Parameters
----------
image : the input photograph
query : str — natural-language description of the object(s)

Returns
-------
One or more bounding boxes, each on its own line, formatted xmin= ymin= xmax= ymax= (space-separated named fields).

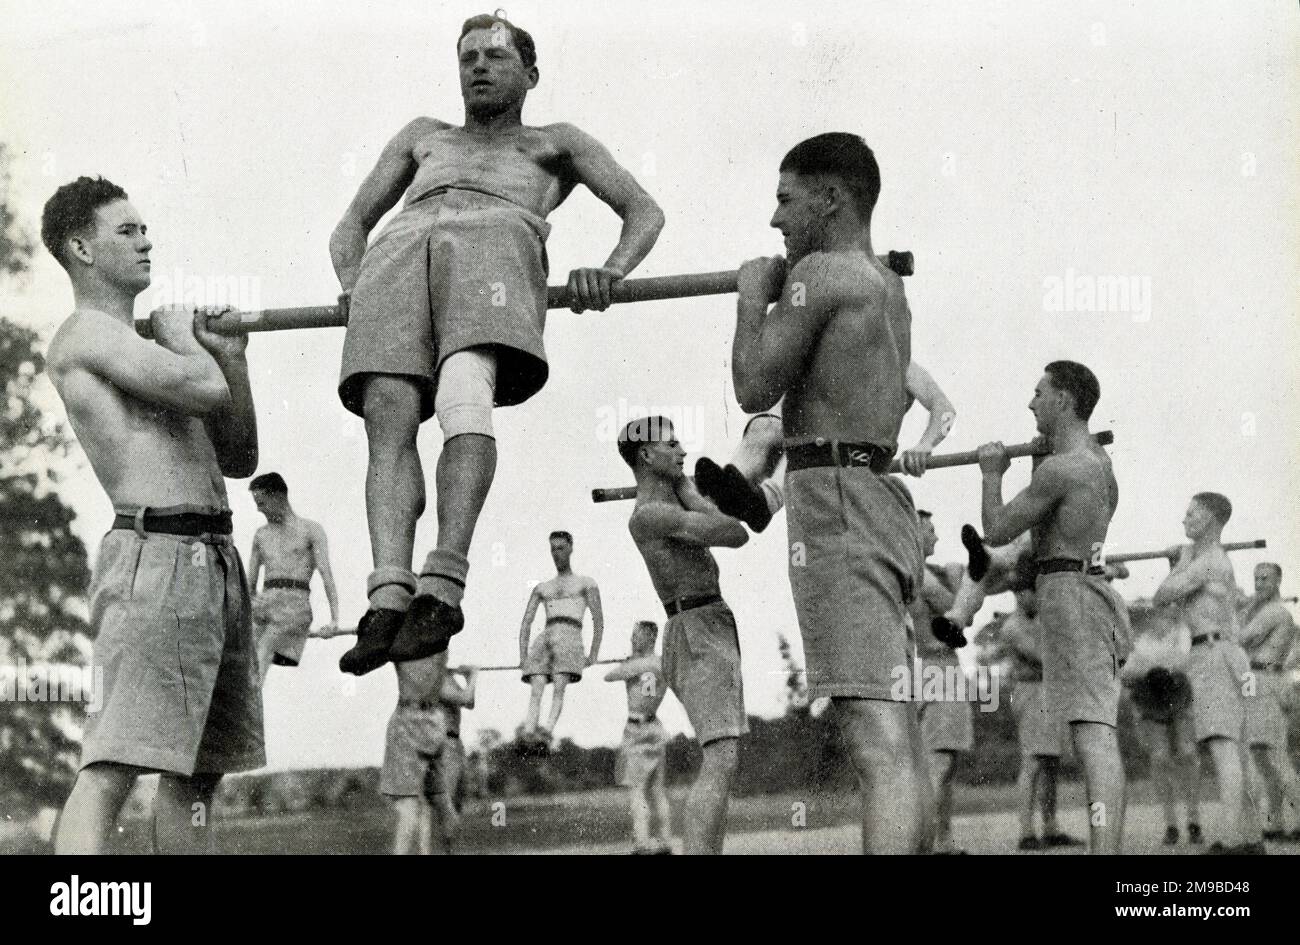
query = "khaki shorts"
xmin=426 ymin=736 xmax=467 ymax=811
xmin=81 ymin=530 xmax=265 ymax=776
xmin=1011 ymin=680 xmax=1065 ymax=758
xmin=1037 ymin=571 xmax=1133 ymax=727
xmin=785 ymin=468 xmax=924 ymax=701
xmin=1244 ymin=669 xmax=1287 ymax=751
xmin=663 ymin=600 xmax=747 ymax=746
xmin=521 ymin=620 xmax=586 ymax=682
xmin=616 ymin=718 xmax=668 ymax=788
xmin=252 ymin=587 xmax=313 ymax=667
xmin=379 ymin=703 xmax=448 ymax=797
xmin=918 ymin=699 xmax=974 ymax=753
xmin=1186 ymin=639 xmax=1249 ymax=743
xmin=339 ymin=188 xmax=552 ymax=420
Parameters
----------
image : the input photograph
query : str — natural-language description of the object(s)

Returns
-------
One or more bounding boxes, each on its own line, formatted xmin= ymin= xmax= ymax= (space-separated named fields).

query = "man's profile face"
xmin=770 ymin=171 xmax=826 ymax=265
xmin=81 ymin=199 xmax=152 ymax=294
xmin=1028 ymin=374 xmax=1066 ymax=435
xmin=252 ymin=489 xmax=286 ymax=521
xmin=549 ymin=537 xmax=572 ymax=570
xmin=1254 ymin=565 xmax=1280 ymax=598
xmin=640 ymin=428 xmax=685 ymax=481
xmin=1182 ymin=500 xmax=1214 ymax=541
xmin=918 ymin=516 xmax=937 ymax=558
xmin=458 ymin=26 xmax=536 ymax=113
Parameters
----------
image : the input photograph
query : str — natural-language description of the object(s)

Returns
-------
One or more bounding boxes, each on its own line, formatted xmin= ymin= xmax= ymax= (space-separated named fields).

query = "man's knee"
xmin=700 ymin=737 xmax=740 ymax=776
xmin=436 ymin=349 xmax=496 ymax=442
xmin=364 ymin=375 xmax=424 ymax=444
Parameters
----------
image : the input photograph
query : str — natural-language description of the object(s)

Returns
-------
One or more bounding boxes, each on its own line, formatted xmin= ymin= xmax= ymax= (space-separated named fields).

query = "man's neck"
xmin=267 ymin=508 xmax=296 ymax=527
xmin=1190 ymin=532 xmax=1222 ymax=556
xmin=554 ymin=565 xmax=572 ymax=577
xmin=634 ymin=471 xmax=679 ymax=506
xmin=822 ymin=215 xmax=872 ymax=258
xmin=463 ymin=104 xmax=525 ymax=134
xmin=1048 ymin=419 xmax=1092 ymax=453
xmin=73 ymin=283 xmax=135 ymax=324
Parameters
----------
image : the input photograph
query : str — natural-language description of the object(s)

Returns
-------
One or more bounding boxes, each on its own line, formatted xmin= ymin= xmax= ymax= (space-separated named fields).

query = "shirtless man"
xmin=1121 ymin=601 xmax=1202 ymax=845
xmin=605 ymin=620 xmax=673 ymax=855
xmin=908 ymin=510 xmax=973 ymax=854
xmin=731 ymin=133 xmax=930 ymax=853
xmin=1237 ymin=562 xmax=1299 ymax=841
xmin=1151 ymin=494 xmax=1263 ymax=854
xmin=247 ymin=472 xmax=340 ymax=683
xmin=331 ymin=13 xmax=663 ymax=678
xmin=381 ymin=653 xmax=477 ymax=855
xmin=695 ymin=359 xmax=956 ymax=532
xmin=518 ymin=531 xmax=604 ymax=746
xmin=976 ymin=361 xmax=1130 ymax=854
xmin=996 ymin=586 xmax=1082 ymax=850
xmin=428 ymin=664 xmax=478 ymax=852
xmin=41 ymin=176 xmax=263 ymax=853
xmin=620 ymin=416 xmax=750 ymax=854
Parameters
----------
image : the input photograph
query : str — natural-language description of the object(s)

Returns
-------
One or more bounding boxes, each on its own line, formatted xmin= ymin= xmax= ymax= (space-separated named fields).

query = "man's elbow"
xmin=733 ymin=375 xmax=776 ymax=415
xmin=220 ymin=444 xmax=259 ymax=480
xmin=723 ymin=524 xmax=750 ymax=548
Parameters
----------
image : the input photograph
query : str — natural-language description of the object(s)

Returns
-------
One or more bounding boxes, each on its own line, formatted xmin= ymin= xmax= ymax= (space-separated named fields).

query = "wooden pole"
xmin=1105 ymin=539 xmax=1267 ymax=564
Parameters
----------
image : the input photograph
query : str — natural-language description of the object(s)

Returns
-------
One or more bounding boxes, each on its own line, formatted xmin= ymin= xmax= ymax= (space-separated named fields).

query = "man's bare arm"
xmin=330 ymin=118 xmax=437 ymax=291
xmin=980 ymin=454 xmax=1068 ymax=547
xmin=604 ymin=656 xmax=658 ymax=682
xmin=1151 ymin=556 xmax=1212 ymax=607
xmin=518 ymin=587 xmax=543 ymax=662
xmin=247 ymin=533 xmax=264 ymax=596
xmin=440 ymin=669 xmax=477 ymax=709
xmin=732 ymin=254 xmax=844 ymax=414
xmin=585 ymin=580 xmax=604 ymax=664
xmin=309 ymin=522 xmax=341 ymax=627
xmin=200 ymin=341 xmax=258 ymax=479
xmin=58 ymin=311 xmax=231 ymax=417
xmin=556 ymin=124 xmax=664 ymax=309
xmin=900 ymin=361 xmax=957 ymax=475
xmin=632 ymin=504 xmax=749 ymax=549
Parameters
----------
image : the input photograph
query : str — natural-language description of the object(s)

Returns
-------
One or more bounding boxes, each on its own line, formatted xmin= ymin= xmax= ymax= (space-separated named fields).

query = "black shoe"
xmin=388 ymin=595 xmax=464 ymax=662
xmin=1205 ymin=841 xmax=1267 ymax=855
xmin=338 ymin=609 xmax=405 ymax=676
xmin=931 ymin=616 xmax=967 ymax=649
xmin=1263 ymin=829 xmax=1287 ymax=841
xmin=961 ymin=525 xmax=991 ymax=582
xmin=694 ymin=458 xmax=773 ymax=532
xmin=1017 ymin=835 xmax=1043 ymax=851
xmin=1043 ymin=832 xmax=1085 ymax=848
xmin=1163 ymin=825 xmax=1179 ymax=845
xmin=1187 ymin=822 xmax=1203 ymax=844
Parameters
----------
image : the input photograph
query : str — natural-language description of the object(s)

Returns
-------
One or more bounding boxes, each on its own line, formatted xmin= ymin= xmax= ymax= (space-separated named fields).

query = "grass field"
xmin=7 ymin=777 xmax=1298 ymax=854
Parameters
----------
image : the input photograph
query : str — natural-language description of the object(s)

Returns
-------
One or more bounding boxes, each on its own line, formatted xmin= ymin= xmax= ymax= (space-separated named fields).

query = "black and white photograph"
xmin=0 ymin=0 xmax=1295 ymax=889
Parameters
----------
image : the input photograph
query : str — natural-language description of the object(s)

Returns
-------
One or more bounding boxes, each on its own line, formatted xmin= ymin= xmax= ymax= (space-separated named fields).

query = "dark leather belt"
xmin=1250 ymin=662 xmax=1281 ymax=672
xmin=447 ymin=731 xmax=460 ymax=740
xmin=785 ymin=439 xmax=894 ymax=474
xmin=112 ymin=509 xmax=232 ymax=537
xmin=1036 ymin=558 xmax=1107 ymax=578
xmin=398 ymin=698 xmax=441 ymax=711
xmin=546 ymin=615 xmax=583 ymax=629
xmin=628 ymin=713 xmax=657 ymax=724
xmin=1190 ymin=633 xmax=1222 ymax=647
xmin=663 ymin=593 xmax=723 ymax=618
xmin=265 ymin=578 xmax=310 ymax=592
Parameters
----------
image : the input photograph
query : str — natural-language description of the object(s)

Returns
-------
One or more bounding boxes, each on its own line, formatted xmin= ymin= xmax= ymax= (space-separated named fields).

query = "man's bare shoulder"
xmin=537 ymin=122 xmax=598 ymax=151
xmin=47 ymin=310 xmax=126 ymax=378
xmin=629 ymin=498 xmax=679 ymax=538
xmin=400 ymin=116 xmax=454 ymax=149
xmin=788 ymin=251 xmax=884 ymax=308
xmin=578 ymin=574 xmax=600 ymax=591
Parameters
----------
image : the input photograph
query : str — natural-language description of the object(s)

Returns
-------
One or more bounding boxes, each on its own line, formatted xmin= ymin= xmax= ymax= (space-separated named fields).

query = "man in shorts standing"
xmin=605 ymin=620 xmax=673 ymax=855
xmin=976 ymin=361 xmax=1130 ymax=853
xmin=42 ymin=176 xmax=264 ymax=853
xmin=517 ymin=531 xmax=603 ymax=747
xmin=730 ymin=133 xmax=930 ymax=853
xmin=331 ymin=13 xmax=663 ymax=678
xmin=247 ymin=472 xmax=340 ymax=683
xmin=621 ymin=416 xmax=750 ymax=854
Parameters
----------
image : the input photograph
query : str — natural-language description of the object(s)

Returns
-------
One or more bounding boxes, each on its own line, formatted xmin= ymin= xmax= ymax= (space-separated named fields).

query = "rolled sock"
xmin=367 ymin=567 xmax=416 ymax=612
xmin=418 ymin=548 xmax=469 ymax=607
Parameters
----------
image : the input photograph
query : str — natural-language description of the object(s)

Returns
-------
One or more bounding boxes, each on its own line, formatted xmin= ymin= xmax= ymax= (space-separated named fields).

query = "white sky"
xmin=0 ymin=0 xmax=1295 ymax=771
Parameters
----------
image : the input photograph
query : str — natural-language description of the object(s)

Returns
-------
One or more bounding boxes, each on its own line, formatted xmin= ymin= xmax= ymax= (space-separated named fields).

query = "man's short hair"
xmin=1044 ymin=360 xmax=1100 ymax=420
xmin=1258 ymin=562 xmax=1283 ymax=580
xmin=779 ymin=133 xmax=881 ymax=222
xmin=41 ymin=176 xmax=129 ymax=270
xmin=632 ymin=620 xmax=658 ymax=645
xmin=1192 ymin=492 xmax=1232 ymax=527
xmin=549 ymin=530 xmax=573 ymax=546
xmin=250 ymin=472 xmax=289 ymax=495
xmin=617 ymin=416 xmax=673 ymax=469
xmin=459 ymin=13 xmax=536 ymax=68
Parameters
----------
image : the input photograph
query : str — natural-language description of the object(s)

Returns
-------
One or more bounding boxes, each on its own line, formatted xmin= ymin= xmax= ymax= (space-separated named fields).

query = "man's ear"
xmin=67 ymin=234 xmax=93 ymax=266
xmin=526 ymin=65 xmax=539 ymax=89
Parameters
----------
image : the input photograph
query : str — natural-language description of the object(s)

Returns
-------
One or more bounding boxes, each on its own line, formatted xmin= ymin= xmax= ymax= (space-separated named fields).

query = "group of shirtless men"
xmin=34 ymin=13 xmax=1295 ymax=854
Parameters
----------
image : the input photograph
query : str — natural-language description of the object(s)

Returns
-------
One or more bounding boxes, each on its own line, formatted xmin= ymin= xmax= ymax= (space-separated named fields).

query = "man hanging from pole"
xmin=330 ymin=13 xmax=663 ymax=680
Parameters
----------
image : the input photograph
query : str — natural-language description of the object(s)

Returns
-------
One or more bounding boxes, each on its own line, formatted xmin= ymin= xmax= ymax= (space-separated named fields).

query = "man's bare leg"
xmin=630 ymin=782 xmax=653 ymax=851
xmin=1040 ymin=758 xmax=1062 ymax=835
xmin=1016 ymin=756 xmax=1038 ymax=840
xmin=1204 ymin=737 xmax=1257 ymax=845
xmin=834 ymin=699 xmax=931 ymax=854
xmin=544 ymin=675 xmax=569 ymax=733
xmin=56 ymin=763 xmax=139 ymax=854
xmin=929 ymin=750 xmax=958 ymax=851
xmin=684 ymin=737 xmax=738 ymax=855
xmin=522 ymin=677 xmax=548 ymax=733
xmin=392 ymin=797 xmax=421 ymax=855
xmin=1149 ymin=731 xmax=1178 ymax=834
xmin=434 ymin=433 xmax=496 ymax=558
xmin=1071 ymin=721 xmax=1125 ymax=853
xmin=154 ymin=773 xmax=222 ymax=854
xmin=416 ymin=799 xmax=436 ymax=855
xmin=650 ymin=762 xmax=672 ymax=847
